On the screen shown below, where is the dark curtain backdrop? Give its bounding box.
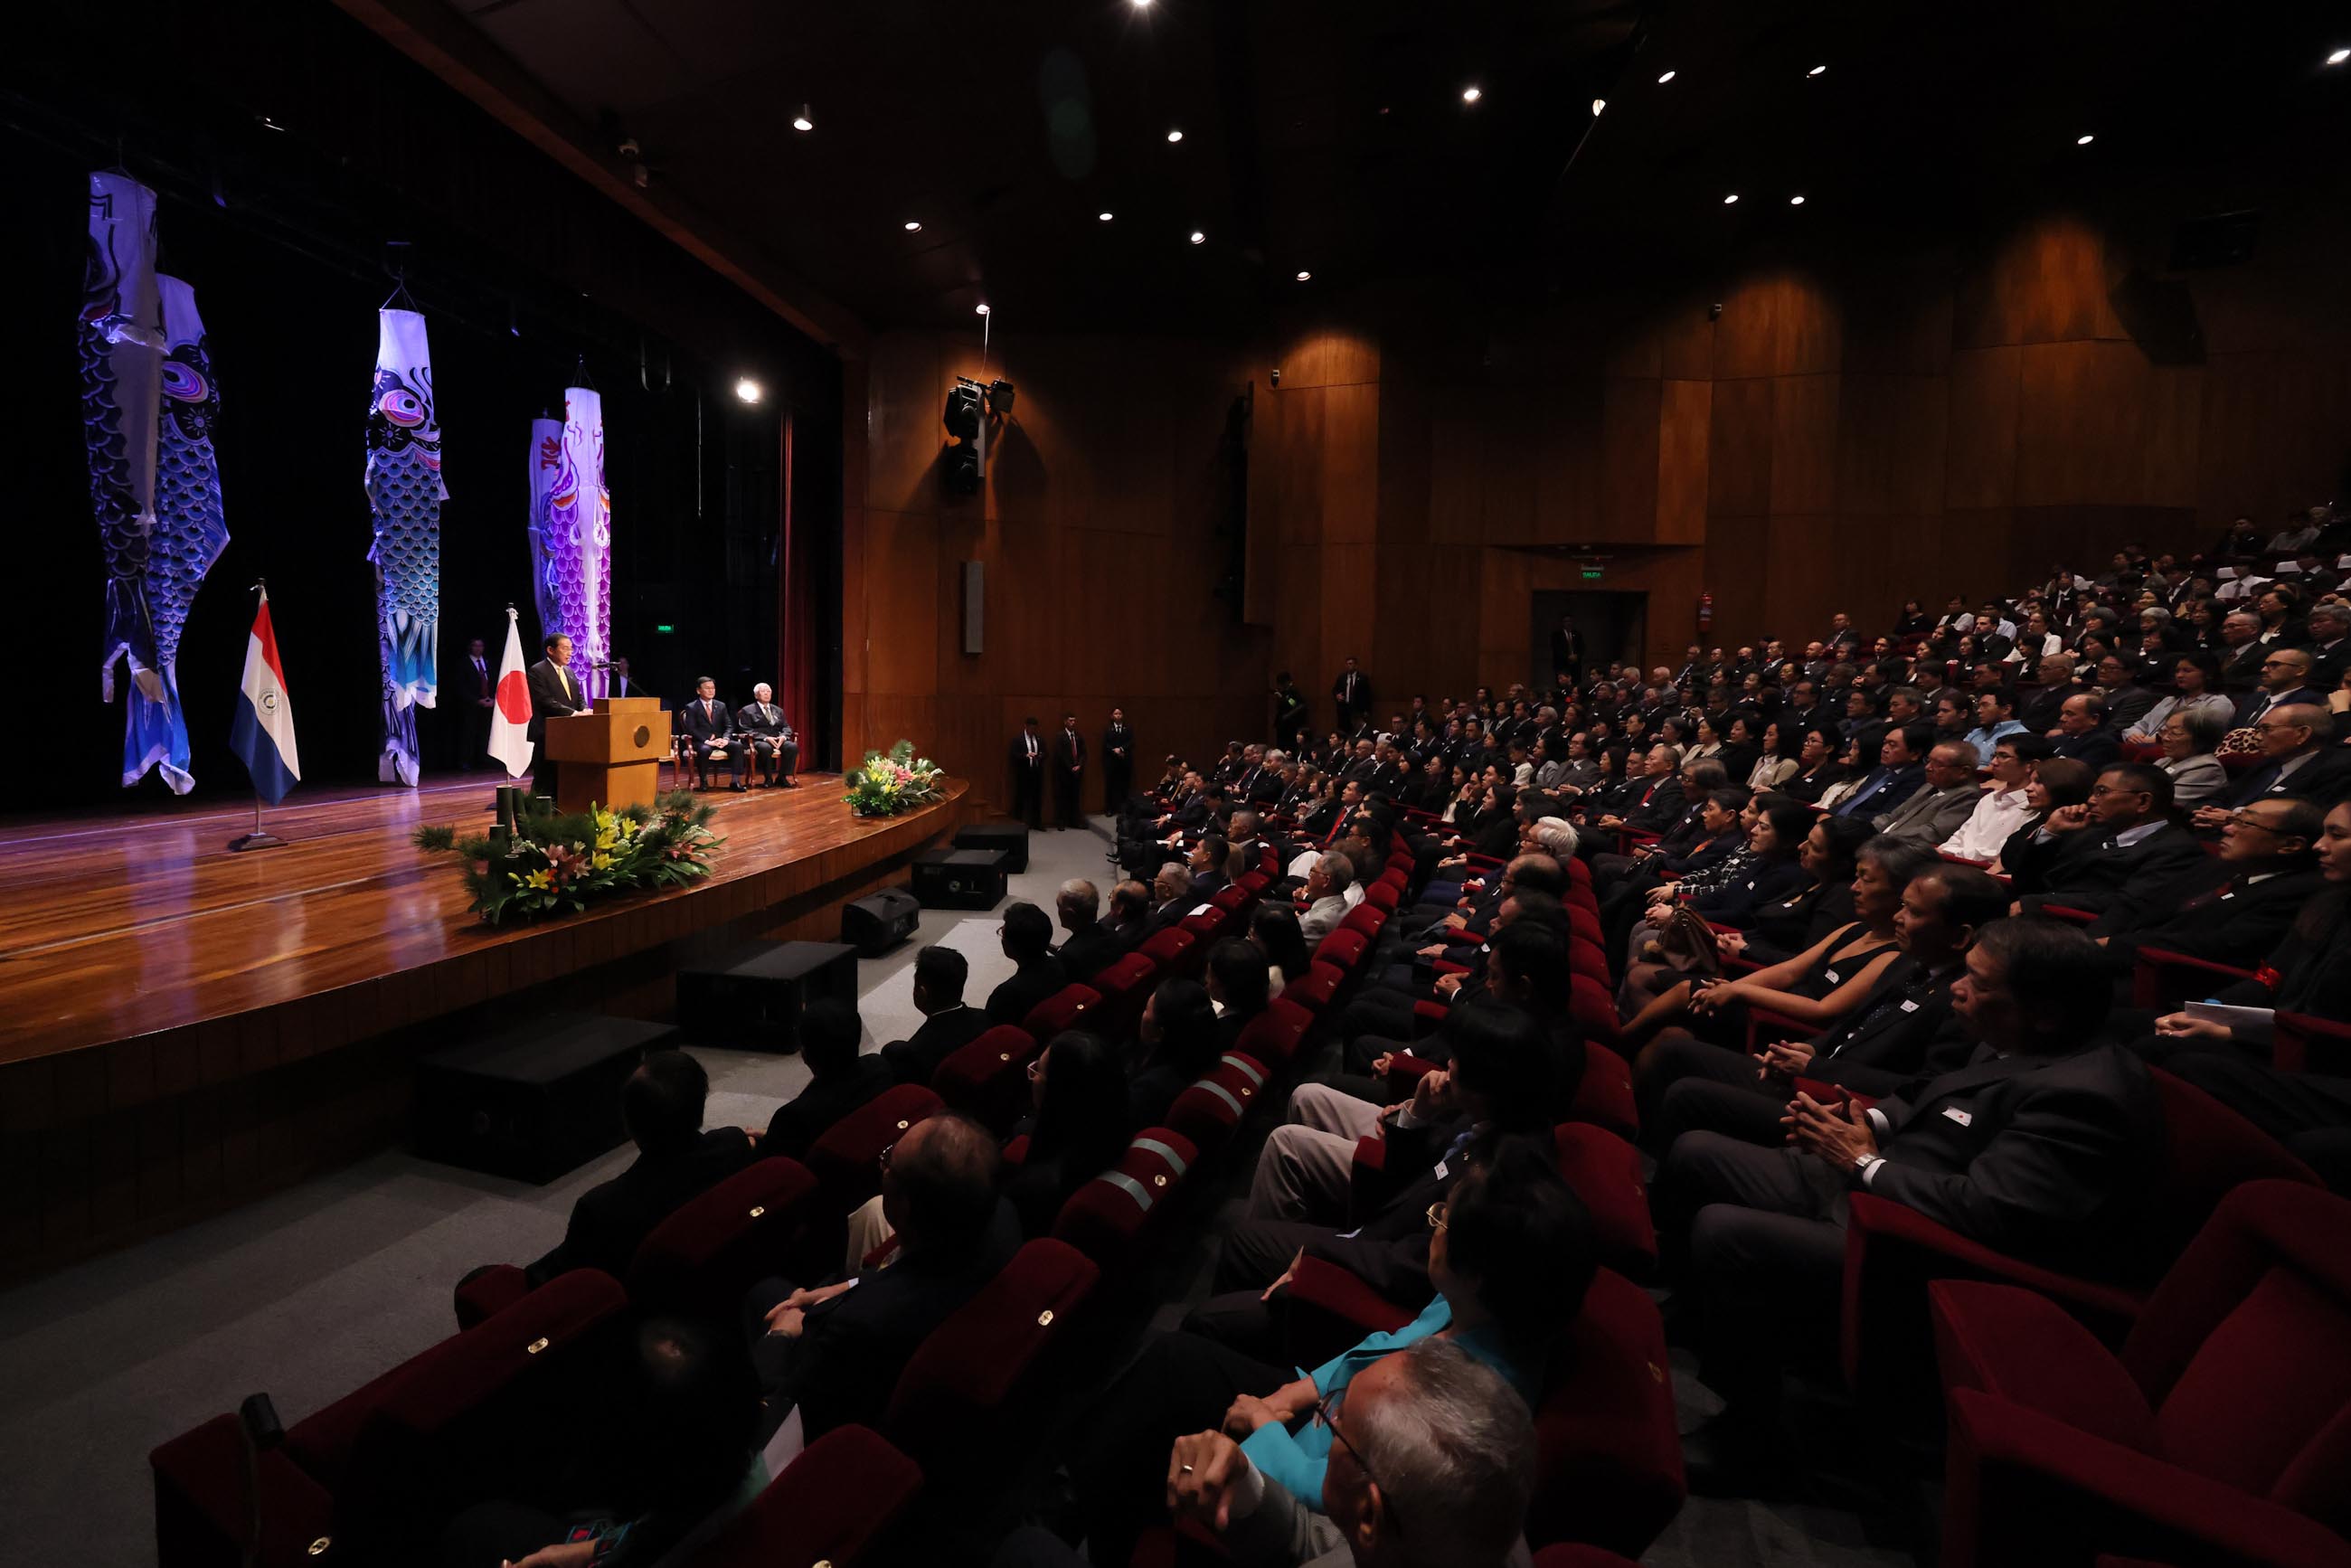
[1,2,843,813]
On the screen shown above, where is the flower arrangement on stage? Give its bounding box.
[844,741,947,817]
[412,789,722,925]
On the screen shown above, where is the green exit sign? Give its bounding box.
[653,623,676,634]
[1580,568,1604,581]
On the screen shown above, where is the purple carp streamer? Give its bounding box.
[529,387,610,699]
[365,307,444,786]
[128,276,231,791]
[81,172,165,710]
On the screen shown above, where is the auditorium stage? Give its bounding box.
[0,774,977,1277]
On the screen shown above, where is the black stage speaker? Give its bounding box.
[912,847,1009,910]
[413,1012,677,1183]
[954,820,1031,874]
[676,940,860,1052]
[843,887,922,957]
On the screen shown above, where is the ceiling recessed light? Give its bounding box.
[1591,98,1606,115]
[2076,133,2095,146]
[1098,211,1114,222]
[1807,64,1827,78]
[1723,193,1740,204]
[1462,85,1483,104]
[975,303,990,316]
[2328,47,2349,66]
[1189,230,1205,244]
[1129,0,1152,7]
[1657,70,1676,84]
[1789,194,1806,205]
[1166,128,1184,143]
[791,106,814,132]
[733,378,763,404]
[1296,270,1312,281]
[902,221,922,232]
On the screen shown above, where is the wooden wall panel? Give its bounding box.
[1770,374,1841,515]
[1600,378,1664,540]
[1704,378,1773,517]
[1944,347,2022,509]
[1655,380,1712,544]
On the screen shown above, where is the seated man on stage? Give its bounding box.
[736,682,801,789]
[681,675,742,791]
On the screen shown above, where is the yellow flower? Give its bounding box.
[520,868,553,890]
[591,851,615,871]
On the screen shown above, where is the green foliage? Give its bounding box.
[842,741,948,817]
[415,795,724,925]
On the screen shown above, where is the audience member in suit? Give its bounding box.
[2091,654,2161,734]
[520,1049,755,1285]
[1145,862,1199,936]
[680,676,743,789]
[1871,741,1985,845]
[1829,723,1931,820]
[2152,707,2231,808]
[734,682,799,787]
[1128,978,1222,1129]
[2044,691,2122,771]
[2233,646,2324,729]
[1010,717,1048,829]
[1660,918,2159,1466]
[1052,878,1129,984]
[1105,878,1155,950]
[1188,834,1233,899]
[747,1113,1019,1440]
[760,999,892,1162]
[2197,704,2351,819]
[1205,937,1273,1055]
[2016,651,2078,732]
[2089,794,2324,977]
[881,945,992,1087]
[456,635,494,770]
[1297,853,1355,951]
[2307,602,2351,691]
[1006,1029,1133,1239]
[985,902,1069,1027]
[2008,761,2206,914]
[1053,713,1088,829]
[525,632,588,798]
[1331,656,1373,732]
[2215,610,2268,692]
[1103,707,1136,811]
[1988,756,2093,877]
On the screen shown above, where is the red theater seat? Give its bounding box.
[683,1424,920,1568]
[807,1083,941,1213]
[1053,1128,1200,1277]
[1933,1181,2351,1568]
[1138,928,1198,975]
[1279,962,1343,1015]
[1024,982,1104,1043]
[1315,929,1369,973]
[1088,952,1159,1042]
[1232,999,1311,1072]
[1567,1046,1638,1142]
[931,1025,1046,1136]
[1165,1053,1268,1157]
[1555,1122,1658,1277]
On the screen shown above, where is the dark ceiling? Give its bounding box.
[437,0,2351,340]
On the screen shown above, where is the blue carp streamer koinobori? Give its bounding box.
[526,388,611,700]
[130,276,232,792]
[365,307,444,786]
[81,171,166,712]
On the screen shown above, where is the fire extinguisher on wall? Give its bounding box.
[1697,590,1714,638]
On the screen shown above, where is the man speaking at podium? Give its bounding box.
[527,633,587,798]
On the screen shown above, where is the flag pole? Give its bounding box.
[229,580,288,852]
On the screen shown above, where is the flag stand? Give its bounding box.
[228,793,285,852]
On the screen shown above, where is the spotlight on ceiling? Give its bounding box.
[1166,128,1184,143]
[975,303,991,316]
[1657,70,1676,84]
[2328,47,2349,66]
[1189,230,1206,244]
[1461,85,1483,104]
[1296,270,1312,281]
[1807,64,1827,78]
[1789,194,1807,205]
[2076,133,2095,145]
[1591,98,1606,115]
[1129,0,1152,6]
[903,221,922,232]
[1098,211,1114,222]
[1723,193,1740,204]
[791,106,814,132]
[734,378,763,404]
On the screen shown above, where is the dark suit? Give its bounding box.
[735,701,799,785]
[881,1005,992,1087]
[2218,640,2268,692]
[2233,685,2326,727]
[525,657,585,743]
[1102,722,1135,810]
[681,696,740,785]
[2014,818,2206,913]
[2089,859,2322,973]
[2224,746,2351,810]
[2049,725,2123,772]
[527,1128,756,1283]
[1332,669,1373,732]
[1832,762,1924,819]
[762,1057,893,1163]
[987,957,1068,1026]
[456,652,495,770]
[1010,731,1046,828]
[1053,726,1086,828]
[1055,919,1131,985]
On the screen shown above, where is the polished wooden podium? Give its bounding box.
[543,697,671,813]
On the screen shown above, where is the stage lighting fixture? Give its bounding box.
[734,378,763,404]
[1723,193,1740,204]
[2329,47,2349,65]
[1099,211,1114,222]
[904,221,922,231]
[792,106,814,132]
[987,379,1015,416]
[1789,194,1807,205]
[1657,70,1676,83]
[1296,270,1312,281]
[1807,64,1827,77]
[1461,85,1483,104]
[1591,98,1606,115]
[976,303,991,315]
[1190,230,1205,244]
[1166,128,1185,143]
[943,379,982,440]
[2077,133,2095,145]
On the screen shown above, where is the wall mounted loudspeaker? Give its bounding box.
[963,560,985,654]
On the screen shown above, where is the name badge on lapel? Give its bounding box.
[1942,1106,1973,1127]
[1900,999,1921,1013]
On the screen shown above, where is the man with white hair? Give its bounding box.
[735,681,800,788]
[1298,854,1354,950]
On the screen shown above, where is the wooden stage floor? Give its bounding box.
[0,773,968,1068]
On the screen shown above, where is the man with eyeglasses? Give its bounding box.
[2232,646,2322,728]
[2004,762,2205,916]
[2197,704,2351,817]
[2087,796,2326,978]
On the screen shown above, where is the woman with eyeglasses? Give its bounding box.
[1062,1137,1593,1566]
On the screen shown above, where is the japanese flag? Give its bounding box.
[488,607,535,778]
